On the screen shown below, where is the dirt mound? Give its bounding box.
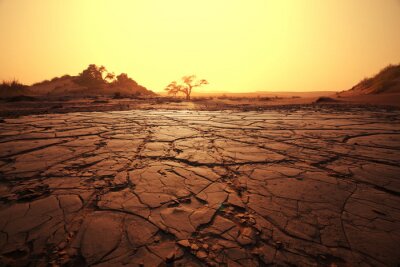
[314,97,340,103]
[28,65,156,97]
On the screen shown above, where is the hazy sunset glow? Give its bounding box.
[1,0,400,92]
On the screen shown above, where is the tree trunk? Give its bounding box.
[186,94,190,101]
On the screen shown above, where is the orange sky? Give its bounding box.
[1,0,400,93]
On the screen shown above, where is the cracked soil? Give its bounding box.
[0,107,399,266]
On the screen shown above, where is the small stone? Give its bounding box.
[202,244,209,250]
[166,252,175,263]
[248,217,256,225]
[237,227,256,245]
[177,239,191,248]
[196,250,208,259]
[211,244,222,251]
[191,243,199,250]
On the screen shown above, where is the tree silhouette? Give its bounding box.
[165,81,183,97]
[109,73,150,95]
[104,72,116,82]
[49,64,154,95]
[75,64,107,88]
[165,75,208,100]
[114,73,138,86]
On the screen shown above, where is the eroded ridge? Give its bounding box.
[0,108,399,266]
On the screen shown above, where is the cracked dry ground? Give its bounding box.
[0,109,399,267]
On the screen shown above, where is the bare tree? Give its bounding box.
[165,81,182,97]
[165,75,208,100]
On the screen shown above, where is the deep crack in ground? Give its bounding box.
[0,108,399,266]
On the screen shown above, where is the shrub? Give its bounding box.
[0,79,27,91]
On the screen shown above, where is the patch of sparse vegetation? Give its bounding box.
[345,63,400,95]
[0,79,28,92]
[0,79,30,98]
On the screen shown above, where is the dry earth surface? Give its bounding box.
[0,107,399,266]
[1,94,399,119]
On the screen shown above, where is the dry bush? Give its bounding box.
[0,79,27,91]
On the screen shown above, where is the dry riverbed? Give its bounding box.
[0,108,399,266]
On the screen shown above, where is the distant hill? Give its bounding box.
[30,75,85,95]
[338,64,400,97]
[1,64,155,98]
